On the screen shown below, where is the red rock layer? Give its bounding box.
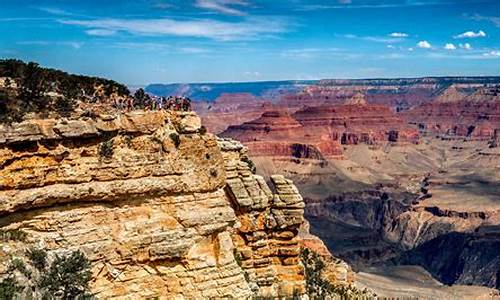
[403,86,500,140]
[293,104,419,145]
[221,104,419,158]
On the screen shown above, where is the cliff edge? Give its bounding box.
[0,110,337,298]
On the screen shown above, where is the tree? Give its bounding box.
[20,62,49,111]
[134,88,152,109]
[0,248,93,299]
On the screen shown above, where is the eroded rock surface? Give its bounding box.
[0,111,311,299]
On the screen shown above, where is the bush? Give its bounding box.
[241,156,256,174]
[169,132,181,148]
[0,248,93,299]
[41,250,92,299]
[99,139,114,159]
[55,96,76,116]
[0,276,21,299]
[0,229,27,242]
[199,126,207,135]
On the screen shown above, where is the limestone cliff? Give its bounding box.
[0,111,315,298]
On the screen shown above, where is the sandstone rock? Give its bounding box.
[0,113,310,299]
[220,138,307,298]
[178,111,202,133]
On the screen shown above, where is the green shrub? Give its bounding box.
[99,139,114,159]
[0,229,27,242]
[242,156,256,174]
[199,126,207,135]
[169,132,181,148]
[55,96,76,116]
[0,276,21,299]
[0,248,93,299]
[41,250,92,299]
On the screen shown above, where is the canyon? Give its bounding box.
[188,77,500,298]
[1,67,499,298]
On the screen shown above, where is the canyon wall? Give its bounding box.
[0,111,314,298]
[221,104,418,159]
[403,85,500,140]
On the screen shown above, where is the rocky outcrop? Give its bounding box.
[218,138,306,297]
[0,111,310,299]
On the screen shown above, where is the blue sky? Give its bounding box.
[0,0,499,84]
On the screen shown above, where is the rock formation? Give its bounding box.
[403,85,500,140]
[0,110,318,298]
[219,138,307,296]
[221,104,419,159]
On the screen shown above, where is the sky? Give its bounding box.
[0,0,499,85]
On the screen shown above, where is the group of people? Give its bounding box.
[151,95,192,111]
[112,94,192,112]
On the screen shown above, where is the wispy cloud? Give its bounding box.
[417,40,431,49]
[108,42,212,55]
[454,30,486,38]
[85,29,117,36]
[339,34,404,43]
[296,1,466,11]
[280,48,351,59]
[179,47,211,53]
[37,7,74,16]
[59,17,291,41]
[195,0,249,16]
[427,50,500,60]
[389,32,409,37]
[483,50,500,57]
[17,40,84,49]
[468,14,500,27]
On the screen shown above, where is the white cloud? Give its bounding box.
[340,34,403,43]
[17,40,83,49]
[483,51,500,57]
[59,17,290,41]
[444,43,456,50]
[85,29,116,36]
[195,0,249,16]
[179,47,210,54]
[454,30,486,39]
[417,40,431,49]
[389,32,408,37]
[459,43,472,50]
[37,7,73,16]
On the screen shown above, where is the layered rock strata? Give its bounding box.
[221,104,418,159]
[403,86,500,140]
[0,111,309,299]
[218,138,306,297]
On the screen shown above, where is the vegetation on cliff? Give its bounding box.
[301,248,374,299]
[0,248,93,299]
[0,59,129,123]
